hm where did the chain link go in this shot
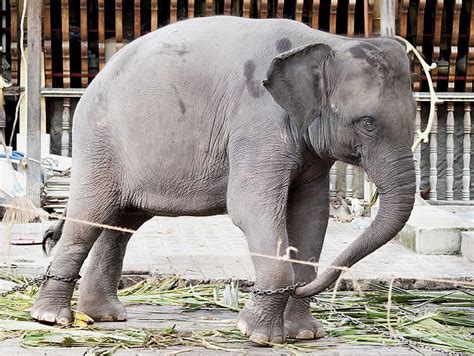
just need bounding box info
[0,275,46,297]
[0,263,80,298]
[313,299,457,355]
[252,282,306,296]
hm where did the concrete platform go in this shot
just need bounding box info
[396,205,474,255]
[461,231,474,261]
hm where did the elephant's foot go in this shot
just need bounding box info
[31,279,74,325]
[78,294,127,322]
[236,294,287,345]
[284,297,325,339]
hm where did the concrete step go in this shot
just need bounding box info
[396,205,474,255]
[461,231,474,261]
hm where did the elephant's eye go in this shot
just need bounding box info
[363,118,375,131]
[354,116,377,135]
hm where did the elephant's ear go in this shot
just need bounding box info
[263,43,334,135]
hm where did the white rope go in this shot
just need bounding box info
[394,36,444,152]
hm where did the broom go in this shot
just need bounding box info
[0,131,41,265]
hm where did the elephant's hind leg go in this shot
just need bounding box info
[31,186,121,325]
[77,212,150,321]
[284,174,329,339]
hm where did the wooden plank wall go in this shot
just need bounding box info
[398,0,474,92]
[5,1,474,91]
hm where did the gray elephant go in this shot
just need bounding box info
[32,16,416,344]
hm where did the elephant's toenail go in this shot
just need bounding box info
[116,314,127,321]
[249,332,270,345]
[271,334,285,344]
[98,315,114,322]
[58,317,71,325]
[236,320,249,335]
[42,313,56,323]
[296,330,314,339]
[315,328,326,339]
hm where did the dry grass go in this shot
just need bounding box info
[0,274,473,353]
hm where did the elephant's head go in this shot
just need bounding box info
[263,39,416,297]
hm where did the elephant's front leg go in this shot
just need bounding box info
[284,173,329,339]
[227,166,295,345]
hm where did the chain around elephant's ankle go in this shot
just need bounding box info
[42,262,81,284]
[252,282,306,296]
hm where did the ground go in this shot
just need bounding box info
[1,215,473,354]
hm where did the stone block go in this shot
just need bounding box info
[396,205,474,255]
[461,231,474,261]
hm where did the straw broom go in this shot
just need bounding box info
[0,132,41,264]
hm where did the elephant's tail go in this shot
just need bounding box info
[42,208,66,255]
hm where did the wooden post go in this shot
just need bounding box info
[26,1,42,207]
[379,0,395,37]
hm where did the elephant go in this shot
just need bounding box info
[31,16,416,344]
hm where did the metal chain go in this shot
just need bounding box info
[0,275,46,297]
[313,299,457,355]
[252,282,306,296]
[42,262,81,283]
[0,263,80,298]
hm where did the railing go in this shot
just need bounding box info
[37,89,473,203]
[413,93,473,202]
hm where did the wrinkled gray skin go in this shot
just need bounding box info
[32,16,416,344]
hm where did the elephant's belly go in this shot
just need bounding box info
[135,175,229,217]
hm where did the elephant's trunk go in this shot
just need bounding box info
[293,148,415,298]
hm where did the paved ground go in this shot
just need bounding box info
[1,215,473,355]
[2,215,474,286]
[0,305,431,355]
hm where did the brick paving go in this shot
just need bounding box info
[2,215,474,285]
